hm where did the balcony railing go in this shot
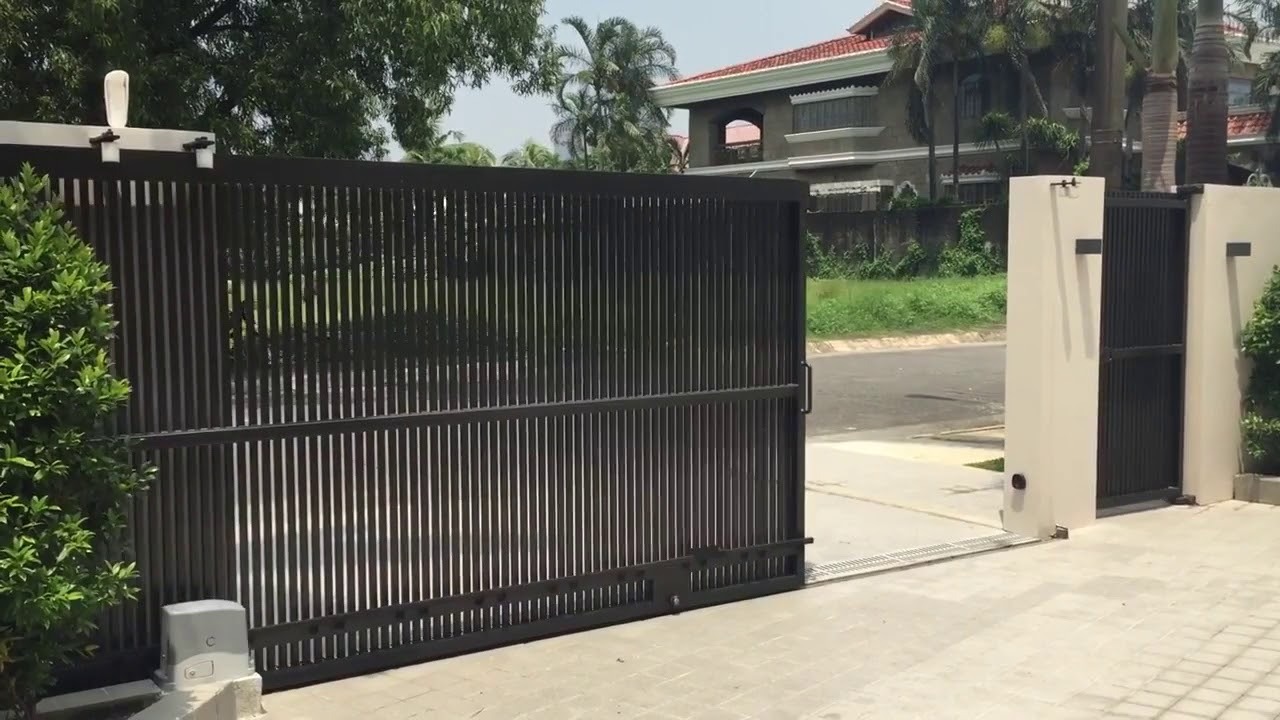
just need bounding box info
[713,141,764,166]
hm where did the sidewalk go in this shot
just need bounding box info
[266,501,1280,719]
[806,441,1005,528]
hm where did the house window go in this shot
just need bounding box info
[1229,78,1255,107]
[959,74,987,119]
[793,96,877,133]
[953,181,1002,204]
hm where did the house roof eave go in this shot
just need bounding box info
[651,49,895,108]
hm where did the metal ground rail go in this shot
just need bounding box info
[0,144,813,692]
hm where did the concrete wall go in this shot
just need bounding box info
[1183,185,1280,504]
[686,90,791,166]
[1003,175,1105,538]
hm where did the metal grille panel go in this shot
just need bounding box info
[1096,191,1189,508]
[1,146,810,691]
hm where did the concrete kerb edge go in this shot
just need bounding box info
[131,674,264,720]
[806,329,1007,356]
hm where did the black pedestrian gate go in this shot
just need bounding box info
[0,145,811,692]
[1096,190,1189,508]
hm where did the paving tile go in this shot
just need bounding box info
[1108,702,1162,719]
[257,503,1280,720]
[1233,695,1280,715]
[1169,697,1231,718]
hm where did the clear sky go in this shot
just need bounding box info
[439,0,881,157]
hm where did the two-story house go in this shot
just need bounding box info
[653,0,1280,204]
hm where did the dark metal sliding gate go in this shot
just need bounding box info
[1,145,811,691]
[1096,190,1190,508]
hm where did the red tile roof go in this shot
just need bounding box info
[662,33,896,87]
[1176,111,1271,139]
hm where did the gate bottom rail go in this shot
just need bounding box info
[250,536,813,689]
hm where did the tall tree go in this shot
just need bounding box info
[888,0,985,200]
[887,33,940,200]
[982,0,1051,175]
[982,0,1050,118]
[1142,0,1182,190]
[1185,0,1230,184]
[552,86,602,168]
[0,1,558,159]
[1089,0,1130,186]
[556,16,677,172]
[502,140,562,168]
[1186,0,1243,184]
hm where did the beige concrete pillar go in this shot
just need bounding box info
[1183,184,1280,504]
[1003,176,1105,538]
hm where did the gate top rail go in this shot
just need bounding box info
[1104,190,1188,209]
[0,143,810,202]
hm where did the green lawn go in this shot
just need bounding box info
[807,275,1007,339]
[966,457,1005,472]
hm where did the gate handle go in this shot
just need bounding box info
[801,361,814,415]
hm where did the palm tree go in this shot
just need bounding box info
[551,86,601,169]
[982,0,1051,180]
[982,0,1050,117]
[403,137,496,166]
[887,32,939,199]
[502,140,562,168]
[1137,0,1181,190]
[401,117,464,163]
[556,16,677,172]
[887,0,986,201]
[1186,0,1247,184]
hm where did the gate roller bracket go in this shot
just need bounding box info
[1226,242,1251,258]
[89,129,121,164]
[183,136,216,169]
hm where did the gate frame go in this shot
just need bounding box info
[1094,189,1194,510]
[0,125,814,693]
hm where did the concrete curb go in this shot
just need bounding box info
[806,328,1006,356]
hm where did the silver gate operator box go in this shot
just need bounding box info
[154,600,253,691]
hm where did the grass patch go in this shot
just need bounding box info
[807,275,1007,339]
[967,457,1005,472]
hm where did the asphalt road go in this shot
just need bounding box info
[806,343,1006,438]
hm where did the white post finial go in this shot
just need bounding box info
[104,70,130,128]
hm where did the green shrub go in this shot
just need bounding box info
[938,207,1002,277]
[1241,266,1280,474]
[806,233,925,281]
[0,166,150,717]
[805,232,859,279]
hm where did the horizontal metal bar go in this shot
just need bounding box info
[260,598,660,692]
[1105,196,1187,210]
[1097,486,1180,510]
[1101,344,1184,361]
[0,144,812,203]
[130,385,799,449]
[259,571,806,693]
[1227,242,1252,258]
[1075,238,1102,255]
[249,537,810,649]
